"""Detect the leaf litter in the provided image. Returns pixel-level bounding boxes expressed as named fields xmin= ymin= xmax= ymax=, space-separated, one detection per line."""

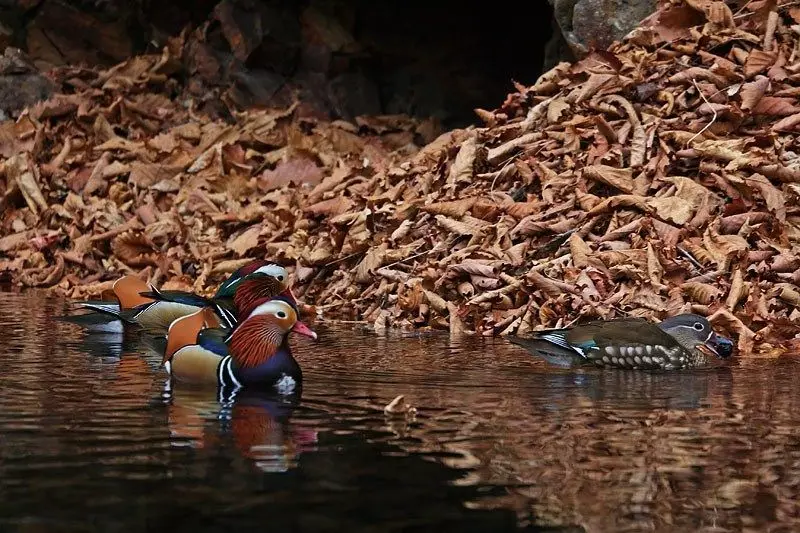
xmin=2 ymin=0 xmax=800 ymax=355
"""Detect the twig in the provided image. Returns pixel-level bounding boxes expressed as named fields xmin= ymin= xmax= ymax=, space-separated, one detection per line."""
xmin=89 ymin=218 xmax=141 ymax=242
xmin=381 ymin=249 xmax=433 ymax=270
xmin=527 ymin=253 xmax=571 ymax=273
xmin=734 ymin=1 xmax=800 ymax=19
xmin=677 ymin=245 xmax=705 ymax=272
xmin=490 ymin=152 xmax=521 ymax=194
xmin=733 ymin=0 xmax=755 ymax=17
xmin=687 ymin=78 xmax=718 ymax=146
xmin=324 ymin=251 xmax=364 ymax=267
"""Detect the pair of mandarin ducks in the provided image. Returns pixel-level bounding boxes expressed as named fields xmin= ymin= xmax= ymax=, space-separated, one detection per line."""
xmin=69 ymin=260 xmax=317 ymax=395
xmin=69 ymin=260 xmax=736 ymax=382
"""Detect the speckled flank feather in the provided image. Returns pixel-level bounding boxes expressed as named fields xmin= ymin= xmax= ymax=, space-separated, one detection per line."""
xmin=584 ymin=342 xmax=693 ymax=370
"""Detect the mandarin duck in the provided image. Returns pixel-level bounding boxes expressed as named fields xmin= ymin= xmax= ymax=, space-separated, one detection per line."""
xmin=67 ymin=260 xmax=292 ymax=334
xmin=162 ymin=295 xmax=317 ymax=394
xmin=507 ymin=313 xmax=734 ymax=370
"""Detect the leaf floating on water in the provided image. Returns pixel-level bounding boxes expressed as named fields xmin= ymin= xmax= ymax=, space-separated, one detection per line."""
xmin=383 ymin=395 xmax=417 ymax=418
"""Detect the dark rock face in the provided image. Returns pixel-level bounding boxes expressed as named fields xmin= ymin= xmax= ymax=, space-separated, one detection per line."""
xmin=549 ymin=0 xmax=657 ymax=55
xmin=0 ymin=0 xmax=572 ymax=126
xmin=0 ymin=47 xmax=53 ymax=118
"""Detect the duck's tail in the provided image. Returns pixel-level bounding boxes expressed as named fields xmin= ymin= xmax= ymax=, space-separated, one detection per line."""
xmin=505 ymin=334 xmax=585 ymax=368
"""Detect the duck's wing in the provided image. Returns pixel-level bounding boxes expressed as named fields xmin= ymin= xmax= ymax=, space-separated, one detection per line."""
xmin=507 ymin=318 xmax=681 ymax=367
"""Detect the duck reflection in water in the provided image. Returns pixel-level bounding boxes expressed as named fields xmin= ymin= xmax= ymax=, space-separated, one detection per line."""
xmin=163 ymin=385 xmax=318 ymax=473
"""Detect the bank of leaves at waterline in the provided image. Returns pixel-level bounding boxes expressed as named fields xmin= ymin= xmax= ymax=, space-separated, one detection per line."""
xmin=2 ymin=0 xmax=800 ymax=355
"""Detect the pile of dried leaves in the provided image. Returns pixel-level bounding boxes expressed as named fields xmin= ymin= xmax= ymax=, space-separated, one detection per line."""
xmin=4 ymin=0 xmax=800 ymax=354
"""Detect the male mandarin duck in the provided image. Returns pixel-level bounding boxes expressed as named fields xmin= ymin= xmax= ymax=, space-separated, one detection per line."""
xmin=69 ymin=260 xmax=293 ymax=333
xmin=507 ymin=313 xmax=734 ymax=370
xmin=162 ymin=295 xmax=317 ymax=394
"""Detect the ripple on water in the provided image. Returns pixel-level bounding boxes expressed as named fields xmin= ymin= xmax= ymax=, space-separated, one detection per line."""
xmin=0 ymin=293 xmax=799 ymax=532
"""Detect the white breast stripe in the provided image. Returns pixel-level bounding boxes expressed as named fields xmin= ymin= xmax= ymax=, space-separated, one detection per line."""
xmin=215 ymin=303 xmax=237 ymax=329
xmin=225 ymin=358 xmax=243 ymax=388
xmin=217 ymin=357 xmax=226 ymax=385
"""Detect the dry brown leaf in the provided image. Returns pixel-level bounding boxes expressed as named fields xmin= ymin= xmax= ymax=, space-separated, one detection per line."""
xmin=528 ymin=271 xmax=572 ymax=298
xmin=582 ymin=165 xmax=634 ymax=194
xmin=228 ymin=225 xmax=262 ymax=256
xmin=304 ymin=197 xmax=354 ymax=217
xmin=446 ymin=135 xmax=478 ymax=187
xmin=739 ymin=76 xmax=769 ymax=111
xmin=774 ymin=283 xmax=800 ymax=307
xmin=422 ymin=289 xmax=447 ymax=314
xmin=4 ymin=153 xmax=48 ymax=215
xmin=111 ymin=231 xmax=158 ymax=267
xmin=421 ymin=198 xmax=476 ymax=218
xmin=772 ymin=113 xmax=800 ymax=131
xmin=547 ymin=98 xmax=571 ymax=123
xmin=744 ymin=50 xmax=777 ymax=78
xmin=646 ymin=243 xmax=665 ymax=289
xmin=752 ymin=96 xmax=800 ymax=115
xmin=746 ymin=174 xmax=786 ymax=221
xmin=726 ymin=268 xmax=749 ymax=310
xmin=704 ymin=226 xmax=750 ymax=262
xmin=682 ymin=282 xmax=722 ymax=304
xmin=449 ymin=260 xmax=499 ymax=278
xmin=447 ymin=302 xmax=469 ymax=336
xmin=569 ymin=233 xmax=592 ymax=269
xmin=647 ymin=196 xmax=695 ymax=225
xmin=435 ymin=215 xmax=485 ymax=236
xmin=355 ymin=245 xmax=388 ymax=284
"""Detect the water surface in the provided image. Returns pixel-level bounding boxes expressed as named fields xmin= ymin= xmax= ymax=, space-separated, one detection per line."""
xmin=0 ymin=292 xmax=799 ymax=533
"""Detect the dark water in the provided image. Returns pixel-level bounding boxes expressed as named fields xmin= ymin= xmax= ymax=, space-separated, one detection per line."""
xmin=1 ymin=293 xmax=799 ymax=533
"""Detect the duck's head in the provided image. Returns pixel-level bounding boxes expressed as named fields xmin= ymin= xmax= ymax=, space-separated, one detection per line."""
xmin=228 ymin=298 xmax=317 ymax=369
xmin=214 ymin=260 xmax=291 ymax=300
xmin=658 ymin=313 xmax=734 ymax=359
xmin=214 ymin=260 xmax=298 ymax=313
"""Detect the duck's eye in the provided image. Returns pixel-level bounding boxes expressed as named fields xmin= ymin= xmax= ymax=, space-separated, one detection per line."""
xmin=277 ymin=275 xmax=285 ymax=281
xmin=277 ymin=311 xmax=287 ymax=319
xmin=693 ymin=322 xmax=704 ymax=331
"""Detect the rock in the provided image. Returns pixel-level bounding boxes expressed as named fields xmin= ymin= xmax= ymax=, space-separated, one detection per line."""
xmin=25 ymin=0 xmax=136 ymax=69
xmin=548 ymin=0 xmax=657 ymax=56
xmin=328 ymin=72 xmax=381 ymax=120
xmin=0 ymin=47 xmax=54 ymax=118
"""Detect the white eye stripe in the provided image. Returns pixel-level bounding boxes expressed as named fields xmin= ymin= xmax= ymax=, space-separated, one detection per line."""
xmin=248 ymin=300 xmax=295 ymax=321
xmin=255 ymin=264 xmax=288 ymax=279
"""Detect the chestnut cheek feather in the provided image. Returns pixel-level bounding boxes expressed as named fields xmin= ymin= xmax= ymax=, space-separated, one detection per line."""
xmin=228 ymin=317 xmax=283 ymax=369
